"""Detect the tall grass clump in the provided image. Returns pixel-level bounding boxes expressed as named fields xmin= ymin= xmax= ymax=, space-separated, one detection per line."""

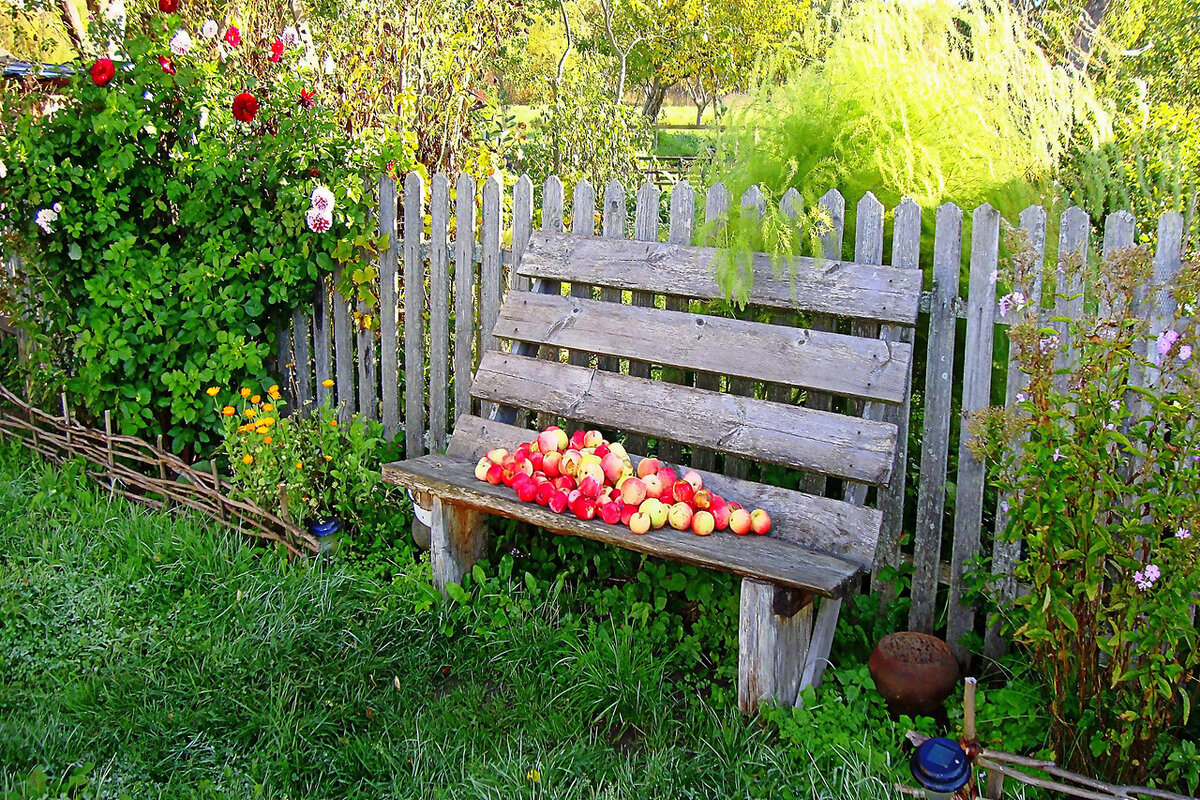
xmin=703 ymin=0 xmax=1109 ymax=299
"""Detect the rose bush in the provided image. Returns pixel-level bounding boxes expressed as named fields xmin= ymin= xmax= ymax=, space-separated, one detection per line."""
xmin=0 ymin=6 xmax=414 ymax=454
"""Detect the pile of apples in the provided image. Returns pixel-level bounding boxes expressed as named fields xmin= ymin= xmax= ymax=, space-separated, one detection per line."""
xmin=473 ymin=426 xmax=771 ymax=537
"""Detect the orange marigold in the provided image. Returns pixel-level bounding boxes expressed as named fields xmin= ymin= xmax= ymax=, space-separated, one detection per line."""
xmin=244 ymin=408 xmax=257 ymax=418
xmin=240 ymin=387 xmax=251 ymax=398
xmin=242 ymin=454 xmax=254 ymax=465
xmin=330 ymin=419 xmax=338 ymax=427
xmin=221 ymin=406 xmax=236 ymax=416
xmin=324 ymin=454 xmax=333 ymax=461
xmin=256 ymin=426 xmax=269 ymax=435
xmin=206 ymin=387 xmax=219 ymax=397
xmin=264 ymin=436 xmax=273 ymax=444
xmin=322 ymin=379 xmax=335 ymax=388
xmin=260 ymin=417 xmax=275 ymax=427
xmin=251 ymin=394 xmax=261 ymax=404
xmin=268 ymin=385 xmax=281 ymax=400
xmin=295 ymin=461 xmax=303 ymax=469
xmin=262 ymin=403 xmax=275 ymax=412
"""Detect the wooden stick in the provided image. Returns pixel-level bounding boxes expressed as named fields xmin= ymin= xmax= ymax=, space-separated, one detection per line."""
xmin=103 ymin=409 xmax=116 ymax=491
xmin=963 ymin=676 xmax=978 ymax=743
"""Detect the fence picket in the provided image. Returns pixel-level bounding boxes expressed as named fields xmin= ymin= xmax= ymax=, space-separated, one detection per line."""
xmin=429 ymin=174 xmax=451 ymax=451
xmin=873 ymin=196 xmax=921 ymax=602
xmin=598 ymin=180 xmax=626 ymax=373
xmin=404 ymin=171 xmax=426 ymax=456
xmin=333 ymin=268 xmax=354 ymax=422
xmin=946 ymin=203 xmax=1001 ymax=664
xmin=480 ymin=175 xmax=503 ymax=420
xmin=1054 ymin=207 xmax=1089 ymax=392
xmin=1146 ymin=212 xmax=1185 ymax=388
xmin=314 ymin=274 xmax=333 ymax=408
xmin=985 ymin=205 xmax=1047 ymax=659
xmin=276 ymin=318 xmax=291 ymax=406
xmin=291 ymin=308 xmax=313 ymax=411
xmin=691 ymin=183 xmax=730 ymax=471
xmin=356 ymin=179 xmax=378 ymax=422
xmin=658 ymin=180 xmax=695 ymax=465
xmin=910 ymin=202 xmax=964 ymax=634
xmin=454 ymin=174 xmax=477 ymax=424
xmin=512 ymin=175 xmax=534 ymax=294
xmin=568 ymin=180 xmax=596 ymax=370
xmin=379 ymin=175 xmax=401 ymax=438
xmin=765 ymin=189 xmax=804 ymax=407
xmin=625 ymin=181 xmax=661 ymax=454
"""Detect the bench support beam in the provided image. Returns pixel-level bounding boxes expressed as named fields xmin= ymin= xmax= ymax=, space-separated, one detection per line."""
xmin=738 ymin=578 xmax=816 ymax=714
xmin=430 ymin=496 xmax=487 ymax=597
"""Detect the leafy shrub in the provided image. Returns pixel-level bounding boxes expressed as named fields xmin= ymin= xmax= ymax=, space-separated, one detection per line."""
xmin=0 ymin=10 xmax=411 ymax=452
xmin=970 ymin=234 xmax=1199 ymax=785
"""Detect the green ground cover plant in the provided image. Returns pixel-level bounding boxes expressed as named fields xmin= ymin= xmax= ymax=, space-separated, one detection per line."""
xmin=0 ymin=443 xmax=1044 ymax=799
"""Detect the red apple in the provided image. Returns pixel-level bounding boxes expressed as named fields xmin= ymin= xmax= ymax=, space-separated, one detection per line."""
xmin=629 ymin=512 xmax=651 ymax=535
xmin=486 ymin=448 xmax=508 ymax=465
xmin=681 ymin=471 xmax=703 ymax=492
xmin=474 ymin=457 xmax=491 ymax=481
xmin=541 ymin=450 xmax=562 ymax=478
xmin=727 ymin=501 xmax=743 ymax=512
xmin=515 ymin=443 xmax=531 ymax=461
xmin=553 ymin=475 xmax=575 ymax=493
xmin=671 ymin=480 xmax=694 ymax=505
xmin=693 ymin=489 xmax=713 ymax=510
xmin=529 ymin=452 xmax=544 ymax=473
xmin=559 ymin=450 xmax=582 ymax=477
xmin=711 ymin=502 xmax=731 ymax=531
xmin=571 ymin=496 xmax=596 ymax=521
xmin=750 ymin=509 xmax=772 ymax=535
xmin=578 ymin=461 xmax=605 ymax=484
xmin=643 ymin=474 xmax=663 ymax=500
xmin=567 ymin=489 xmax=582 ymax=506
xmin=549 ymin=490 xmax=569 ymax=514
xmin=600 ymin=502 xmax=622 ymax=525
xmin=729 ymin=508 xmax=752 ymax=535
xmin=486 ymin=464 xmax=503 ymax=485
xmin=594 ymin=443 xmax=610 ymax=459
xmin=691 ymin=510 xmax=715 ymax=536
xmin=637 ymin=458 xmax=661 ymax=479
xmin=620 ymin=503 xmax=637 ymax=526
xmin=657 ymin=468 xmax=677 ymax=487
xmin=537 ymin=429 xmax=562 ymax=455
xmin=668 ymin=502 xmax=694 ymax=531
xmin=601 ymin=453 xmax=626 ymax=484
xmin=579 ymin=475 xmax=603 ymax=499
xmin=516 ymin=479 xmax=538 ymax=503
xmin=620 ymin=477 xmax=647 ymax=506
xmin=535 ymin=482 xmax=555 ymax=506
xmin=583 ymin=430 xmax=604 ymax=448
xmin=514 ymin=458 xmax=534 ymax=478
xmin=570 ymin=430 xmax=587 ymax=450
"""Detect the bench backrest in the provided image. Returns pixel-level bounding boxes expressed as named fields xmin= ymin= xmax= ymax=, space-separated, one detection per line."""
xmin=468 ymin=231 xmax=922 ymax=569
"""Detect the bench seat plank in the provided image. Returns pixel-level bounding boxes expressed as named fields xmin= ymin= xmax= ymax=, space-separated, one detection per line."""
xmin=470 ymin=352 xmax=900 ymax=486
xmin=383 ymin=454 xmax=864 ymax=597
xmin=517 ymin=231 xmax=923 ymax=324
xmin=442 ymin=414 xmax=882 ymax=568
xmin=495 ymin=292 xmax=913 ymax=404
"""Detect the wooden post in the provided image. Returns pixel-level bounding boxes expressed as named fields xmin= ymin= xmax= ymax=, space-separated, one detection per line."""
xmin=429 ymin=173 xmax=451 ymax=451
xmin=61 ymin=394 xmax=72 ymax=459
xmin=333 ymin=266 xmax=355 ymax=423
xmin=209 ymin=459 xmax=224 ymax=522
xmin=314 ymin=273 xmax=333 ymax=408
xmin=103 ymin=409 xmax=115 ymax=491
xmin=404 ymin=170 xmax=427 ymax=450
xmin=379 ymin=173 xmax=401 ymax=438
xmin=691 ymin=182 xmax=728 ymax=472
xmin=737 ymin=578 xmax=815 ymax=714
xmin=656 ymin=179 xmax=696 ymax=465
xmin=567 ymin=179 xmax=597 ymax=371
xmin=479 ymin=174 xmax=502 ymax=420
xmin=429 ymin=495 xmax=487 ymax=598
xmin=454 ymin=173 xmax=479 ymax=424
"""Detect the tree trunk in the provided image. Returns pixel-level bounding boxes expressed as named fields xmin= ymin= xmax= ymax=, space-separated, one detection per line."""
xmin=1068 ymin=0 xmax=1113 ymax=73
xmin=642 ymin=80 xmax=668 ymax=122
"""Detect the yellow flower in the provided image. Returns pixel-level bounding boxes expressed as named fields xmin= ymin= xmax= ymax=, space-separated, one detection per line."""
xmin=221 ymin=406 xmax=236 ymax=416
xmin=268 ymin=383 xmax=280 ymax=395
xmin=324 ymin=455 xmax=332 ymax=461
xmin=240 ymin=387 xmax=251 ymax=398
xmin=242 ymin=454 xmax=254 ymax=465
xmin=322 ymin=379 xmax=335 ymax=388
xmin=244 ymin=408 xmax=257 ymax=418
xmin=295 ymin=461 xmax=303 ymax=469
xmin=237 ymin=423 xmax=254 ymax=433
xmin=262 ymin=403 xmax=275 ymax=412
xmin=206 ymin=387 xmax=219 ymax=397
xmin=260 ymin=417 xmax=275 ymax=427
xmin=256 ymin=426 xmax=269 ymax=435
xmin=251 ymin=394 xmax=261 ymax=404
xmin=264 ymin=436 xmax=272 ymax=444
xmin=526 ymin=769 xmax=541 ymax=784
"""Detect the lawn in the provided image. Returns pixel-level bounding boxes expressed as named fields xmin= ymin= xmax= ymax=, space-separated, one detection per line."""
xmin=0 ymin=443 xmax=1002 ymax=799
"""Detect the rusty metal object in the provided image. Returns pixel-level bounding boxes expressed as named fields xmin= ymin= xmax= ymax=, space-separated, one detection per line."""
xmin=869 ymin=632 xmax=960 ymax=717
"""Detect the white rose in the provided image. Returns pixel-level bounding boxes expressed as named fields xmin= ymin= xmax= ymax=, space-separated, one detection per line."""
xmin=169 ymin=29 xmax=192 ymax=55
xmin=201 ymin=19 xmax=219 ymax=39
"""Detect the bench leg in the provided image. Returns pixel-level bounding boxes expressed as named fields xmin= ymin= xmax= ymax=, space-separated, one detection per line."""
xmin=800 ymin=597 xmax=842 ymax=692
xmin=429 ymin=496 xmax=487 ymax=598
xmin=738 ymin=578 xmax=815 ymax=714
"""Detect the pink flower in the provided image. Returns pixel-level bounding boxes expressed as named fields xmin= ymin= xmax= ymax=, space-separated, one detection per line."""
xmin=1015 ymin=391 xmax=1027 ymax=403
xmin=1039 ymin=335 xmax=1060 ymax=354
xmin=224 ymin=26 xmax=241 ymax=47
xmin=1157 ymin=329 xmax=1180 ymax=358
xmin=1178 ymin=528 xmax=1191 ymax=540
xmin=269 ymin=39 xmax=285 ymax=62
xmin=998 ymin=291 xmax=1026 ymax=318
xmin=1052 ymin=448 xmax=1063 ymax=462
xmin=1180 ymin=345 xmax=1192 ymax=362
xmin=310 ymin=186 xmax=335 ymax=212
xmin=306 ymin=208 xmax=333 ymax=233
xmin=1134 ymin=563 xmax=1161 ymax=591
xmin=281 ymin=26 xmax=299 ymax=46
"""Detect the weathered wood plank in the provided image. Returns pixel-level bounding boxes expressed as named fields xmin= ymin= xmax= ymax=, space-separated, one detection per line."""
xmin=469 ymin=352 xmax=900 ymax=486
xmin=494 ymin=293 xmax=914 ymax=403
xmin=725 ymin=186 xmax=769 ymax=480
xmin=909 ymin=202 xmax=964 ymax=634
xmin=692 ymin=183 xmax=731 ymax=472
xmin=766 ymin=189 xmax=804 ymax=407
xmin=597 ymin=180 xmax=627 ymax=372
xmin=739 ymin=578 xmax=814 ymax=713
xmin=276 ymin=318 xmax=292 ymax=408
xmin=379 ymin=174 xmax=401 ymax=438
xmin=519 ymin=232 xmax=920 ymax=325
xmin=291 ymin=308 xmax=313 ymax=411
xmin=534 ymin=175 xmax=568 ymax=431
xmin=568 ymin=180 xmax=597 ymax=369
xmin=511 ymin=175 xmax=534 ymax=293
xmin=429 ymin=495 xmax=487 ymax=597
xmin=356 ymin=179 xmax=377 ymax=422
xmin=480 ymin=175 xmax=504 ymax=357
xmin=946 ymin=203 xmax=1001 ymax=664
xmin=800 ymin=596 xmax=842 ymax=690
xmin=403 ymin=170 xmax=426 ymax=456
xmin=442 ymin=413 xmax=882 ymax=567
xmin=313 ymin=274 xmax=333 ymax=408
xmin=626 ymin=181 xmax=660 ymax=454
xmin=1053 ymin=207 xmax=1089 ymax=392
xmin=873 ymin=197 xmax=921 ymax=601
xmin=985 ymin=204 xmax=1046 ymax=659
xmin=658 ymin=180 xmax=696 ymax=464
xmin=453 ymin=173 xmax=477 ymax=423
xmin=429 ymin=173 xmax=451 ymax=451
xmin=333 ymin=267 xmax=355 ymax=422
xmin=1145 ymin=212 xmax=1185 ymax=388
xmin=385 ymin=454 xmax=864 ymax=596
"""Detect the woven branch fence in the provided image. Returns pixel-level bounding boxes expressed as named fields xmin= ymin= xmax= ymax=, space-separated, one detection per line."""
xmin=0 ymin=386 xmax=318 ymax=558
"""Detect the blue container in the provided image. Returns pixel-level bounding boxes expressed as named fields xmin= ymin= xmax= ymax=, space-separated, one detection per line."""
xmin=309 ymin=518 xmax=343 ymax=554
xmin=910 ymin=737 xmax=970 ymax=797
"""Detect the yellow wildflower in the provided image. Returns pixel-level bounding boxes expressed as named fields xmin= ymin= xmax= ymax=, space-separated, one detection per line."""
xmin=295 ymin=461 xmax=303 ymax=469
xmin=221 ymin=406 xmax=236 ymax=416
xmin=206 ymin=387 xmax=219 ymax=397
xmin=268 ymin=384 xmax=281 ymax=399
xmin=242 ymin=454 xmax=254 ymax=465
xmin=324 ymin=455 xmax=333 ymax=461
xmin=322 ymin=379 xmax=335 ymax=388
xmin=251 ymin=394 xmax=261 ymax=404
xmin=262 ymin=403 xmax=275 ymax=412
xmin=244 ymin=408 xmax=257 ymax=418
xmin=260 ymin=417 xmax=275 ymax=427
xmin=240 ymin=387 xmax=251 ymax=398
xmin=256 ymin=426 xmax=269 ymax=435
xmin=526 ymin=769 xmax=541 ymax=784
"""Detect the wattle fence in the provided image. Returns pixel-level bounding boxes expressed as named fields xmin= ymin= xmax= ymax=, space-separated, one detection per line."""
xmin=5 ymin=172 xmax=1188 ymax=662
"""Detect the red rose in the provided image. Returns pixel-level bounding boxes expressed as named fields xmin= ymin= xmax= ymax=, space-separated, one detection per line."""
xmin=298 ymin=88 xmax=315 ymax=108
xmin=224 ymin=26 xmax=241 ymax=47
xmin=158 ymin=0 xmax=178 ymax=11
xmin=271 ymin=40 xmax=285 ymax=58
xmin=90 ymin=58 xmax=115 ymax=87
xmin=158 ymin=56 xmax=176 ymax=75
xmin=232 ymin=92 xmax=258 ymax=123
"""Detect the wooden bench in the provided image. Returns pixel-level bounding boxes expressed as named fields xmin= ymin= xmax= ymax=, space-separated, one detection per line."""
xmin=383 ymin=230 xmax=921 ymax=713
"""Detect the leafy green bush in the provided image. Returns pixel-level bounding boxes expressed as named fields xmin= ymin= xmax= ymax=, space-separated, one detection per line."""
xmin=970 ymin=236 xmax=1200 ymax=785
xmin=0 ymin=10 xmax=411 ymax=452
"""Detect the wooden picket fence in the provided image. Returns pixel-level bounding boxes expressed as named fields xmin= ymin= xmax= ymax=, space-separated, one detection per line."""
xmin=276 ymin=172 xmax=1187 ymax=661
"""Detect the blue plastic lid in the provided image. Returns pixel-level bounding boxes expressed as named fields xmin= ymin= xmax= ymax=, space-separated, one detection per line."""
xmin=310 ymin=518 xmax=343 ymax=537
xmin=910 ymin=737 xmax=970 ymax=793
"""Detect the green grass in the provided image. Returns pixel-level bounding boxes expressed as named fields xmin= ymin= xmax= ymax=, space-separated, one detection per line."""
xmin=0 ymin=443 xmax=936 ymax=799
